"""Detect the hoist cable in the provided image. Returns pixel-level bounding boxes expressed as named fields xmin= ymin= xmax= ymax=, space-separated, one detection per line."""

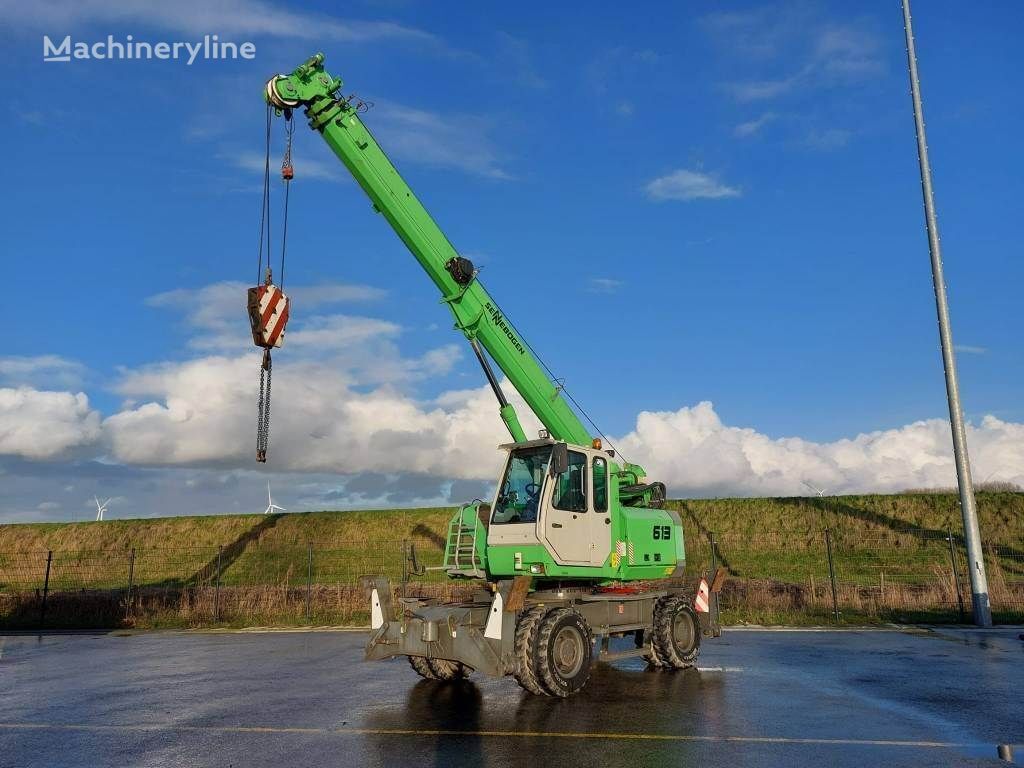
xmin=256 ymin=104 xmax=272 ymax=284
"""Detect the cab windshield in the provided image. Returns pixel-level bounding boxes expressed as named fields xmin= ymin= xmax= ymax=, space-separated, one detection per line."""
xmin=491 ymin=446 xmax=551 ymax=524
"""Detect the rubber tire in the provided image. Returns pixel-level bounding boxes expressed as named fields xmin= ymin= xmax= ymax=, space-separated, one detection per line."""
xmin=408 ymin=655 xmax=440 ymax=679
xmin=408 ymin=655 xmax=471 ymax=681
xmin=534 ymin=607 xmax=593 ymax=698
xmin=635 ymin=628 xmax=666 ymax=670
xmin=426 ymin=658 xmax=472 ymax=680
xmin=652 ymin=596 xmax=700 ymax=669
xmin=513 ymin=605 xmax=547 ymax=695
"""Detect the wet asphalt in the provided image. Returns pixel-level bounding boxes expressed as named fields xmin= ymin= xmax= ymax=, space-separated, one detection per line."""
xmin=0 ymin=627 xmax=1021 ymax=768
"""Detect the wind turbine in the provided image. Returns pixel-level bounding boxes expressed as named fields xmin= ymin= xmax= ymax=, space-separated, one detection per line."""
xmin=802 ymin=480 xmax=827 ymax=498
xmin=264 ymin=481 xmax=286 ymax=515
xmin=94 ymin=496 xmax=111 ymax=521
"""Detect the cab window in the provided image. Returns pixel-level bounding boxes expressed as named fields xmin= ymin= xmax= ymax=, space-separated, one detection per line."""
xmin=593 ymin=457 xmax=608 ymax=513
xmin=492 ymin=446 xmax=550 ymax=524
xmin=553 ymin=450 xmax=587 ymax=512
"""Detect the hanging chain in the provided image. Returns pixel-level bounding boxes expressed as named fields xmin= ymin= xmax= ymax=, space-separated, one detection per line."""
xmin=256 ymin=349 xmax=272 ymax=463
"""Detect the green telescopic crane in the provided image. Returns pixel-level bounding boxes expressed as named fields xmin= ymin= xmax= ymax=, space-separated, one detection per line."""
xmin=260 ymin=54 xmax=719 ymax=699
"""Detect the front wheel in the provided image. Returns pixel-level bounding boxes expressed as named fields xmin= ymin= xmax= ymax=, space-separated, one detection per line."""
xmin=534 ymin=608 xmax=593 ymax=697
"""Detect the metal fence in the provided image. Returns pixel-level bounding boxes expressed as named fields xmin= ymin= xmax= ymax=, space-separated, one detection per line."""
xmin=0 ymin=527 xmax=1020 ymax=629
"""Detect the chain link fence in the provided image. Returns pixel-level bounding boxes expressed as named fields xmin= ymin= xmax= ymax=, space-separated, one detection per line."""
xmin=0 ymin=527 xmax=1020 ymax=629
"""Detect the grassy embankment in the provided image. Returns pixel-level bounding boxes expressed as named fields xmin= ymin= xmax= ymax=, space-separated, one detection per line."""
xmin=1 ymin=493 xmax=1021 ymax=628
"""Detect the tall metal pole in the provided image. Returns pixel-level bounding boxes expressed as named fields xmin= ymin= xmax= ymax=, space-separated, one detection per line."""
xmin=901 ymin=0 xmax=991 ymax=626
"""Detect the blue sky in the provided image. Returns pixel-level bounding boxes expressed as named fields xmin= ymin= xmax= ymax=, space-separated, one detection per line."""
xmin=2 ymin=1 xmax=1022 ymax=521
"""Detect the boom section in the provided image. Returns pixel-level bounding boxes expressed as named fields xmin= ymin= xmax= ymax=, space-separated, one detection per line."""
xmin=267 ymin=54 xmax=591 ymax=447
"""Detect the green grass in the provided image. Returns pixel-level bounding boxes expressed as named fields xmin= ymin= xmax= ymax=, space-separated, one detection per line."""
xmin=3 ymin=492 xmax=1020 ymax=551
xmin=1 ymin=493 xmax=1020 ymax=628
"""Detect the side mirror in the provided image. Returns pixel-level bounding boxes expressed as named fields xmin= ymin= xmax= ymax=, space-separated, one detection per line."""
xmin=549 ymin=442 xmax=568 ymax=477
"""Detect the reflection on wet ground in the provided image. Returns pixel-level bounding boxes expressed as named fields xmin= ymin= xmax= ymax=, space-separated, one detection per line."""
xmin=0 ymin=627 xmax=1020 ymax=767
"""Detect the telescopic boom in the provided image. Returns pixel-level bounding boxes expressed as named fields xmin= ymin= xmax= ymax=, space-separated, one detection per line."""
xmin=265 ymin=54 xmax=591 ymax=447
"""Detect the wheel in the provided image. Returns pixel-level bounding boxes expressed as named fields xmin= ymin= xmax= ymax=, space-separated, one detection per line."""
xmin=512 ymin=605 xmax=547 ymax=695
xmin=634 ymin=628 xmax=666 ymax=670
xmin=534 ymin=607 xmax=593 ymax=697
xmin=408 ymin=655 xmax=439 ymax=679
xmin=407 ymin=655 xmax=472 ymax=681
xmin=427 ymin=658 xmax=472 ymax=680
xmin=651 ymin=596 xmax=700 ymax=669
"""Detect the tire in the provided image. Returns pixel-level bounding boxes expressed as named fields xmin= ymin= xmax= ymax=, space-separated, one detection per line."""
xmin=635 ymin=628 xmax=666 ymax=670
xmin=513 ymin=605 xmax=547 ymax=695
xmin=534 ymin=608 xmax=593 ymax=697
xmin=651 ymin=596 xmax=700 ymax=669
xmin=426 ymin=658 xmax=472 ymax=680
xmin=408 ymin=655 xmax=471 ymax=681
xmin=408 ymin=655 xmax=439 ymax=679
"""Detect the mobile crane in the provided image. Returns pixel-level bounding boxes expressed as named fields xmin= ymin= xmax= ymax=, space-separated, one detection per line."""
xmin=262 ymin=54 xmax=720 ymax=697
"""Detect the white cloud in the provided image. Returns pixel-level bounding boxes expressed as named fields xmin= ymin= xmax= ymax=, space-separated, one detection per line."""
xmin=955 ymin=345 xmax=987 ymax=355
xmin=587 ymin=278 xmax=623 ymax=294
xmin=0 ymin=388 xmax=101 ymax=459
xmin=99 ymin=362 xmax=1024 ymax=499
xmin=0 ymin=355 xmax=86 ymax=388
xmin=223 ymin=151 xmax=346 ymax=183
xmin=102 ymin=353 xmax=535 ymax=480
xmin=3 ymin=279 xmax=1022 ymax=510
xmin=495 ymin=32 xmax=547 ymax=89
xmin=614 ymin=402 xmax=1024 ymax=497
xmin=218 ymin=103 xmax=512 ymax=182
xmin=706 ymin=9 xmax=884 ymax=103
xmin=371 ymin=102 xmax=511 ymax=180
xmin=803 ymin=127 xmax=852 ymax=151
xmin=644 ymin=169 xmax=741 ymax=202
xmin=729 ymin=74 xmax=805 ymax=102
xmin=814 ymin=23 xmax=885 ymax=78
xmin=734 ymin=112 xmax=777 ymax=137
xmin=1 ymin=0 xmax=436 ymax=45
xmin=146 ymin=280 xmax=387 ymax=353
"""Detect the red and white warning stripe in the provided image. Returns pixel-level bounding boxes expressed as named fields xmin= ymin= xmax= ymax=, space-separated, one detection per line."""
xmin=694 ymin=578 xmax=710 ymax=613
xmin=251 ymin=284 xmax=290 ymax=348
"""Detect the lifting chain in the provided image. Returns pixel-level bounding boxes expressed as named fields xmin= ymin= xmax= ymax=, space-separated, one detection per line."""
xmin=256 ymin=348 xmax=272 ymax=463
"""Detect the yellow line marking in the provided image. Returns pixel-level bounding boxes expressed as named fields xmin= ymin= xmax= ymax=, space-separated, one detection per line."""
xmin=0 ymin=722 xmax=978 ymax=749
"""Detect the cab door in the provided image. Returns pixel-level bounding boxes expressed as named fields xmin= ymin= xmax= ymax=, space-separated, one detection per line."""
xmin=588 ymin=455 xmax=613 ymax=566
xmin=542 ymin=449 xmax=592 ymax=564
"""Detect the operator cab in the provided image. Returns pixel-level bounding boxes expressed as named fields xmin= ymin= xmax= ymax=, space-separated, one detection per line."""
xmin=488 ymin=438 xmax=613 ymax=567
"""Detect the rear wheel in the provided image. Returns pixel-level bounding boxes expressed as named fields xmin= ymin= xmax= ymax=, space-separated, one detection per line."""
xmin=408 ymin=655 xmax=438 ymax=679
xmin=635 ymin=628 xmax=666 ymax=670
xmin=427 ymin=658 xmax=472 ymax=680
xmin=534 ymin=608 xmax=593 ymax=697
xmin=512 ymin=605 xmax=547 ymax=695
xmin=407 ymin=655 xmax=471 ymax=681
xmin=651 ymin=596 xmax=700 ymax=669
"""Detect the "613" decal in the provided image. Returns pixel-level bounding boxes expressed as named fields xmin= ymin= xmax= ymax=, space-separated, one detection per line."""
xmin=652 ymin=525 xmax=672 ymax=540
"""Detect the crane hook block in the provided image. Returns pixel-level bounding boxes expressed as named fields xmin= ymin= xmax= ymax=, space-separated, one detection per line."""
xmin=247 ymin=283 xmax=290 ymax=348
